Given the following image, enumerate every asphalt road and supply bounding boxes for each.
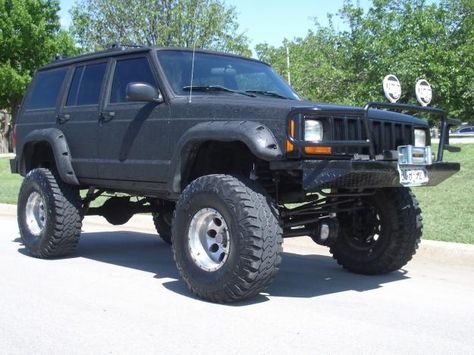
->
[1,207,473,355]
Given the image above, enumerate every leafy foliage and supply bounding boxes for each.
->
[256,21,350,105]
[0,0,77,117]
[70,0,251,56]
[256,0,474,125]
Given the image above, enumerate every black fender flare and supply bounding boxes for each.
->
[19,128,79,186]
[169,121,283,193]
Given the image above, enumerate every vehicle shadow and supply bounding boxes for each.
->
[15,231,409,303]
[267,253,408,298]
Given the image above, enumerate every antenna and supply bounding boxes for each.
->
[188,5,200,104]
[189,40,197,104]
[286,46,291,85]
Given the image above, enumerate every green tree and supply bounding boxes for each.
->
[338,0,473,123]
[0,0,77,138]
[256,0,473,124]
[445,0,474,123]
[256,19,350,104]
[70,0,251,56]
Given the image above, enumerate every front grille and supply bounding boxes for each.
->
[329,115,414,156]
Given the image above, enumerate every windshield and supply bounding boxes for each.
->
[157,50,300,100]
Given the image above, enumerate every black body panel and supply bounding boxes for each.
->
[10,157,18,174]
[12,46,459,198]
[168,119,282,192]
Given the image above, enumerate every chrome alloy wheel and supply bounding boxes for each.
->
[25,191,46,236]
[187,208,231,272]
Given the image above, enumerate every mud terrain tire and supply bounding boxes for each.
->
[17,168,82,258]
[172,174,283,303]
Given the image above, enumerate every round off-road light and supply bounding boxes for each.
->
[383,74,402,103]
[415,79,432,107]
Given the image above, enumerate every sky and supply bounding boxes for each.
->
[58,0,373,48]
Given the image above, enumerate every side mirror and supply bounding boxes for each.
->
[126,82,163,103]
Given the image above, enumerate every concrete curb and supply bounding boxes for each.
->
[1,203,472,267]
[416,239,474,267]
[0,153,15,158]
[0,203,16,215]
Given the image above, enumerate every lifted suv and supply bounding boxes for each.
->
[11,46,460,302]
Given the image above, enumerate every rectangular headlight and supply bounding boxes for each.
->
[414,129,426,147]
[305,120,323,141]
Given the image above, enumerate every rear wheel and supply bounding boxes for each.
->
[152,210,172,245]
[172,174,283,303]
[17,168,82,258]
[330,187,422,274]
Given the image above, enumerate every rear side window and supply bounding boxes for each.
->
[110,57,156,103]
[24,68,67,110]
[66,63,107,106]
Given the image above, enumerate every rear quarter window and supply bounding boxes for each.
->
[24,68,68,110]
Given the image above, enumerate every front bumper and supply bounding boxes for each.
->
[270,159,460,191]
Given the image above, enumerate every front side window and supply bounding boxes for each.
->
[110,57,156,103]
[157,50,300,100]
[24,68,67,110]
[66,63,107,106]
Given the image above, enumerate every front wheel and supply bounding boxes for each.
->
[330,187,422,275]
[172,174,283,303]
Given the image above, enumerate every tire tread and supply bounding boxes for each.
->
[330,187,422,274]
[173,174,283,303]
[18,168,82,258]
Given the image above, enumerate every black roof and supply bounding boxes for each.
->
[40,46,268,70]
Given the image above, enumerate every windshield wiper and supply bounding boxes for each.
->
[245,90,289,99]
[182,85,256,97]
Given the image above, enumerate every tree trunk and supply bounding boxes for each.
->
[0,137,8,154]
[0,110,12,153]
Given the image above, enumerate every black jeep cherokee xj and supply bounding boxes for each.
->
[10,46,460,303]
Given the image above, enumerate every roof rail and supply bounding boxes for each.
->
[108,43,145,51]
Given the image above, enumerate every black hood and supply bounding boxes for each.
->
[170,95,428,127]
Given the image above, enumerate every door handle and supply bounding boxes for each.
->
[56,114,70,124]
[100,111,115,122]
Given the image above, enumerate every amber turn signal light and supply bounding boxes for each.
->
[304,146,332,155]
[286,119,295,152]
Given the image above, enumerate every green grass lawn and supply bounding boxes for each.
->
[413,144,473,244]
[0,158,21,204]
[1,146,472,243]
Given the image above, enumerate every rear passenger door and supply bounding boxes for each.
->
[58,60,108,179]
[97,54,170,183]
